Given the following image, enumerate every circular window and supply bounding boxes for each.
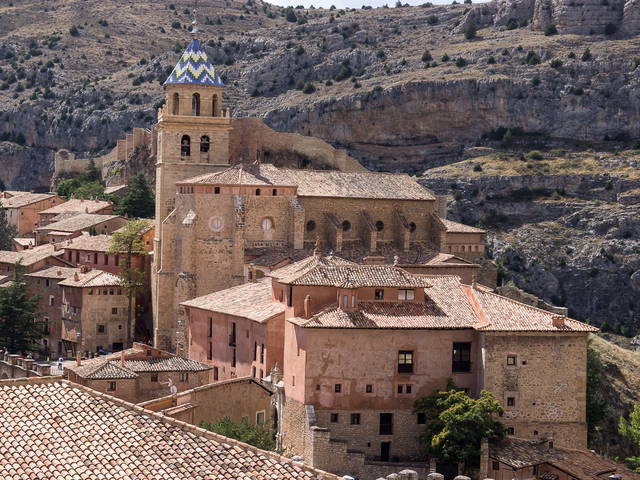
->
[375,221,384,232]
[262,218,273,231]
[306,220,316,232]
[341,220,351,232]
[409,222,416,233]
[208,216,224,232]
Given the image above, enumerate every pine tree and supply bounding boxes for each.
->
[0,200,18,251]
[0,262,49,354]
[117,173,155,219]
[82,157,102,183]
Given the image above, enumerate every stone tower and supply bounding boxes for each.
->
[152,22,232,352]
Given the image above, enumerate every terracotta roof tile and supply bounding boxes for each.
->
[39,198,112,215]
[63,234,115,252]
[0,243,64,266]
[58,269,121,287]
[0,378,339,480]
[181,278,285,322]
[441,218,486,234]
[36,214,121,233]
[26,266,79,279]
[0,193,58,208]
[66,359,139,379]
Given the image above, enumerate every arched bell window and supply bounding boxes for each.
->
[181,135,191,157]
[200,135,210,152]
[212,94,219,117]
[172,92,180,115]
[192,93,201,116]
[256,188,261,196]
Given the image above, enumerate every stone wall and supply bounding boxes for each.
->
[495,285,568,315]
[0,354,53,379]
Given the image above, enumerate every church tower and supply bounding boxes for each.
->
[153,13,232,351]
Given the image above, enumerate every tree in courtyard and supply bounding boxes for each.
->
[107,218,152,347]
[117,173,155,219]
[0,200,18,251]
[586,338,609,446]
[199,417,278,451]
[619,404,640,472]
[413,379,505,467]
[0,262,49,354]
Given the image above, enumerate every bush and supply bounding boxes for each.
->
[487,56,496,64]
[295,79,305,90]
[286,9,297,22]
[506,17,518,30]
[526,50,540,65]
[422,49,432,62]
[250,88,260,97]
[377,49,386,58]
[464,22,477,39]
[550,59,562,69]
[427,14,438,25]
[452,191,462,201]
[295,45,305,55]
[455,57,467,67]
[171,20,181,28]
[605,22,616,35]
[528,150,543,160]
[473,164,483,172]
[442,53,450,62]
[581,48,592,61]
[531,76,541,86]
[544,24,557,36]
[224,57,235,65]
[573,86,584,96]
[132,77,141,86]
[604,180,613,190]
[568,51,576,59]
[302,82,316,93]
[69,25,79,36]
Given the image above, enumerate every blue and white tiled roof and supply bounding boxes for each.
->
[164,39,225,86]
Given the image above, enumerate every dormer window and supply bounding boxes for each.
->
[398,289,415,300]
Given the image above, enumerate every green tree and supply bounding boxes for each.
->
[619,404,640,472]
[107,218,152,347]
[117,173,155,218]
[199,417,277,451]
[587,338,610,446]
[464,21,477,39]
[0,201,18,251]
[0,262,49,354]
[82,157,102,183]
[56,178,82,198]
[73,180,105,200]
[413,379,505,467]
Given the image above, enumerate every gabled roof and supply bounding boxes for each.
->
[58,269,120,288]
[0,244,64,266]
[276,264,431,288]
[0,377,338,480]
[266,253,356,282]
[38,198,112,216]
[68,359,139,379]
[62,234,115,252]
[164,38,224,86]
[181,278,285,323]
[26,266,79,279]
[35,214,121,233]
[178,163,435,200]
[0,193,58,208]
[441,218,486,234]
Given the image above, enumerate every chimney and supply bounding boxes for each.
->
[248,266,256,283]
[28,242,33,249]
[85,207,89,213]
[124,213,128,219]
[177,344,181,356]
[552,315,565,327]
[73,273,79,282]
[81,196,84,202]
[120,349,125,367]
[76,352,81,366]
[107,198,112,204]
[57,270,61,276]
[95,197,99,203]
[304,295,312,319]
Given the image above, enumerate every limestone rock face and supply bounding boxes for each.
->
[532,0,624,33]
[622,0,640,32]
[0,142,54,192]
[494,0,536,26]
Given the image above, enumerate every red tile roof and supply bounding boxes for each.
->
[0,377,339,480]
[0,243,65,266]
[58,269,121,288]
[0,193,58,208]
[36,214,121,233]
[278,264,432,288]
[38,198,112,216]
[441,218,486,234]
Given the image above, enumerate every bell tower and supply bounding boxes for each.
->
[153,10,232,351]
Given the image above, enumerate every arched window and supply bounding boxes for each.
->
[409,222,416,233]
[200,135,210,152]
[306,220,316,232]
[181,135,191,157]
[172,92,180,115]
[342,220,351,232]
[256,188,261,196]
[272,189,277,196]
[192,93,201,116]
[214,187,220,194]
[212,94,219,117]
[375,221,384,232]
[262,218,273,231]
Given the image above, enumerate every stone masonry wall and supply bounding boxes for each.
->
[482,331,589,449]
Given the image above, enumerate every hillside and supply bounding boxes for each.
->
[4,0,640,190]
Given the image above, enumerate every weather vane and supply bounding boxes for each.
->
[192,0,199,39]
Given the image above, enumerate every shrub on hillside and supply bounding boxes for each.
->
[544,24,557,36]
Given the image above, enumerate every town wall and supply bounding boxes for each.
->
[481,331,588,449]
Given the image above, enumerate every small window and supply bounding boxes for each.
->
[343,295,348,308]
[103,290,107,296]
[118,324,123,330]
[117,289,122,295]
[335,383,342,393]
[256,188,261,196]
[257,411,265,424]
[107,382,116,392]
[331,413,339,423]
[260,344,264,364]
[398,289,415,300]
[146,349,152,357]
[507,397,515,407]
[179,373,189,382]
[151,374,158,383]
[533,465,539,475]
[104,254,109,266]
[260,369,263,379]
[272,189,277,196]
[366,384,373,394]
[115,255,119,267]
[213,367,219,381]
[409,222,416,233]
[94,253,98,264]
[208,341,212,360]
[49,295,54,306]
[406,385,412,394]
[380,413,393,435]
[181,135,191,156]
[97,324,106,334]
[534,430,539,436]
[507,427,515,435]
[253,341,257,361]
[86,253,91,262]
[88,289,93,295]
[292,375,296,386]
[341,220,351,232]
[262,218,273,231]
[375,289,384,300]
[209,318,213,338]
[375,220,384,232]
[252,366,256,377]
[112,308,117,314]
[46,279,50,287]
[417,412,426,424]
[398,350,413,374]
[200,135,210,152]
[214,187,220,194]
[507,356,516,366]
[109,289,114,295]
[397,385,403,394]
[492,461,500,471]
[306,220,316,232]
[316,384,320,390]
[351,413,361,425]
[232,348,236,368]
[452,342,471,373]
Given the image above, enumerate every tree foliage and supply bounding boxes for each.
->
[0,200,18,251]
[117,173,155,219]
[413,379,505,467]
[107,218,152,347]
[620,404,640,472]
[0,262,49,354]
[587,338,610,446]
[199,417,277,451]
[56,158,106,200]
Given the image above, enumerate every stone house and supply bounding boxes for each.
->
[34,213,125,245]
[57,267,129,355]
[37,197,113,227]
[150,38,488,354]
[65,343,211,403]
[182,249,597,478]
[0,243,67,275]
[0,192,64,235]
